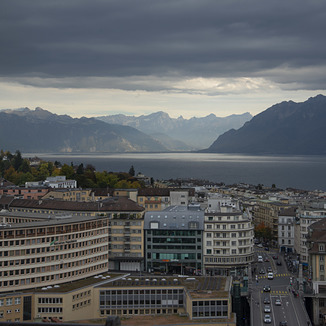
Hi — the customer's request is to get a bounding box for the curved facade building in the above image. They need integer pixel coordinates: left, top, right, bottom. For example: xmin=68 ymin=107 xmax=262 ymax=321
xmin=203 ymin=198 xmax=254 ymax=276
xmin=0 ymin=215 xmax=109 ymax=293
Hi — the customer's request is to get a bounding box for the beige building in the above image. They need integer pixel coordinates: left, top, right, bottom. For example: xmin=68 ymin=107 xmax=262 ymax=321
xmin=253 ymin=199 xmax=293 ymax=241
xmin=0 ymin=215 xmax=109 ymax=294
xmin=294 ymin=208 xmax=326 ymax=264
xmin=0 ymin=274 xmax=234 ymax=323
xmin=307 ymin=219 xmax=326 ymax=325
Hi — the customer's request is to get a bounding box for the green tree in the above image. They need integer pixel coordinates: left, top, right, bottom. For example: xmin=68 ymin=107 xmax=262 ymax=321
xmin=60 ymin=164 xmax=75 ymax=179
xmin=128 ymin=165 xmax=135 ymax=176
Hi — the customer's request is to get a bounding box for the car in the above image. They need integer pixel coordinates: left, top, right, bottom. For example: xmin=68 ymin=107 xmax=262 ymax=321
xmin=277 ymin=260 xmax=282 ymax=266
xmin=265 ymin=247 xmax=270 ymax=251
xmin=273 ymin=255 xmax=278 ymax=260
xmin=263 ymin=285 xmax=271 ymax=292
xmin=267 ymin=267 xmax=273 ymax=272
xmin=268 ymin=272 xmax=274 ymax=280
xmin=279 ymin=322 xmax=287 ymax=326
xmin=258 ymin=255 xmax=263 ymax=262
xmin=260 ymin=269 xmax=265 ymax=274
xmin=264 ymin=305 xmax=271 ymax=313
xmin=275 ymin=298 xmax=281 ymax=306
xmin=257 ymin=243 xmax=263 ymax=248
xmin=263 ymin=297 xmax=271 ymax=304
xmin=264 ymin=257 xmax=270 ymax=262
xmin=264 ymin=314 xmax=272 ymax=323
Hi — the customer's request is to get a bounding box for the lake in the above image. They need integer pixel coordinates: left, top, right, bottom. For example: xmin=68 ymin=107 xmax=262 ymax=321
xmin=25 ymin=153 xmax=326 ymax=191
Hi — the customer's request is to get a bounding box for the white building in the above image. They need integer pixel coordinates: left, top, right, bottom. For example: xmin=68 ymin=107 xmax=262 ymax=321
xmin=203 ymin=196 xmax=254 ymax=276
xmin=278 ymin=208 xmax=296 ymax=253
xmin=294 ymin=208 xmax=326 ymax=265
xmin=44 ymin=176 xmax=77 ymax=188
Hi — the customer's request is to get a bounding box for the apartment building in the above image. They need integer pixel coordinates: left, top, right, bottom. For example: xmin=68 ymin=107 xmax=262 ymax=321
xmin=137 ymin=188 xmax=195 ymax=211
xmin=42 ymin=188 xmax=110 ymax=202
xmin=0 ymin=186 xmax=49 ymax=200
xmin=278 ymin=207 xmax=296 ymax=253
xmin=144 ymin=205 xmax=204 ymax=274
xmin=0 ymin=215 xmax=109 ymax=294
xmin=253 ymin=199 xmax=293 ymax=241
xmin=307 ymin=219 xmax=326 ymax=325
xmin=294 ymin=207 xmax=326 ymax=265
xmin=203 ymin=197 xmax=254 ymax=276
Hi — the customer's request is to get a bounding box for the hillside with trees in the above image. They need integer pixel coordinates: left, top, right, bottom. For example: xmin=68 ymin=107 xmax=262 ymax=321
xmin=0 ymin=150 xmax=143 ymax=189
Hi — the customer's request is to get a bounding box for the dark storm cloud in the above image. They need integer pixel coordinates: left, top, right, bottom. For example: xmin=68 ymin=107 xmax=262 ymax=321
xmin=1 ymin=0 xmax=326 ymax=90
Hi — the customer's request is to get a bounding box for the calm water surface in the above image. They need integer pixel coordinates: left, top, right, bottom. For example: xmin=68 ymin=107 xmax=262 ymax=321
xmin=26 ymin=153 xmax=326 ymax=191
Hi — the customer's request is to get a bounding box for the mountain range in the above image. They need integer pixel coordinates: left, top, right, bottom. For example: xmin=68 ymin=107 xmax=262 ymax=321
xmin=0 ymin=108 xmax=167 ymax=153
xmin=97 ymin=111 xmax=252 ymax=150
xmin=1 ymin=94 xmax=325 ymax=155
xmin=203 ymin=94 xmax=326 ymax=155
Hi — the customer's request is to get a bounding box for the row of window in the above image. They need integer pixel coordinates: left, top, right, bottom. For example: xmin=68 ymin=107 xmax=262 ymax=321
xmin=0 ymin=298 xmax=21 ymax=306
xmin=205 ymin=256 xmax=252 ymax=263
xmin=0 ymin=238 xmax=108 ymax=259
xmin=72 ymin=299 xmax=91 ymax=310
xmin=100 ymin=308 xmax=178 ymax=316
xmin=206 ymin=248 xmax=251 ymax=255
xmin=206 ymin=223 xmax=250 ymax=230
xmin=0 ymin=262 xmax=107 ymax=288
xmin=38 ymin=298 xmax=63 ymax=304
xmin=0 ymin=228 xmax=107 ymax=245
xmin=37 ymin=307 xmax=63 ymax=313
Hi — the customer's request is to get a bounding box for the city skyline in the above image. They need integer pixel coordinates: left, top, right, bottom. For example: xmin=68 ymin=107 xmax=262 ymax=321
xmin=1 ymin=0 xmax=326 ymax=118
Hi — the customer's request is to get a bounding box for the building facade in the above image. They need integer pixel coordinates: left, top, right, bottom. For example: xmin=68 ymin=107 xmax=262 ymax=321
xmin=144 ymin=205 xmax=204 ymax=274
xmin=0 ymin=215 xmax=109 ymax=294
xmin=203 ymin=198 xmax=254 ymax=276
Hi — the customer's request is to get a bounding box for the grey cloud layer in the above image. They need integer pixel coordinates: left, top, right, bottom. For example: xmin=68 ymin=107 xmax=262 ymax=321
xmin=1 ymin=0 xmax=326 ymax=90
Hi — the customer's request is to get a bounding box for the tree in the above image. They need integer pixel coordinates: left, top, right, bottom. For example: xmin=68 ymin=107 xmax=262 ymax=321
xmin=128 ymin=165 xmax=135 ymax=176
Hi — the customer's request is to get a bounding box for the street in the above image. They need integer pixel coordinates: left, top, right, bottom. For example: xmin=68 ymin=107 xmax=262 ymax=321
xmin=250 ymin=248 xmax=311 ymax=326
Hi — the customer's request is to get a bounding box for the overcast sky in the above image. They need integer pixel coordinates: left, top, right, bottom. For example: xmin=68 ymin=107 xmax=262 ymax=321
xmin=1 ymin=0 xmax=325 ymax=118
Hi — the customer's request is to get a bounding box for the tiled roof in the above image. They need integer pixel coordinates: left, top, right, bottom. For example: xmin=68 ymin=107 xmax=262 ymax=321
xmin=8 ymin=197 xmax=144 ymax=212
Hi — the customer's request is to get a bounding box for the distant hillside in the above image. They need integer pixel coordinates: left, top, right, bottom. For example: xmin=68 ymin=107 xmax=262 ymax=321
xmin=203 ymin=94 xmax=326 ymax=155
xmin=0 ymin=108 xmax=167 ymax=153
xmin=97 ymin=111 xmax=252 ymax=150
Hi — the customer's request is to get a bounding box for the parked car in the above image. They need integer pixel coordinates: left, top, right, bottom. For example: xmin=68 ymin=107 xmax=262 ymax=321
xmin=263 ymin=285 xmax=271 ymax=292
xmin=263 ymin=297 xmax=271 ymax=304
xmin=264 ymin=314 xmax=272 ymax=323
xmin=264 ymin=305 xmax=271 ymax=313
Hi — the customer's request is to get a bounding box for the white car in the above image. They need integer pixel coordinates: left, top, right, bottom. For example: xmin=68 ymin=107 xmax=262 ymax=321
xmin=264 ymin=314 xmax=272 ymax=323
xmin=264 ymin=305 xmax=271 ymax=313
xmin=268 ymin=272 xmax=274 ymax=280
xmin=275 ymin=298 xmax=281 ymax=306
xmin=258 ymin=255 xmax=263 ymax=262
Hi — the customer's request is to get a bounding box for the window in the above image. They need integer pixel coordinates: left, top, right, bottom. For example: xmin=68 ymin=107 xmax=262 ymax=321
xmin=206 ymin=233 xmax=212 ymax=238
xmin=14 ymin=298 xmax=20 ymax=305
xmin=320 ymin=245 xmax=325 ymax=252
xmin=6 ymin=299 xmax=12 ymax=306
xmin=320 ymin=265 xmax=324 ymax=271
